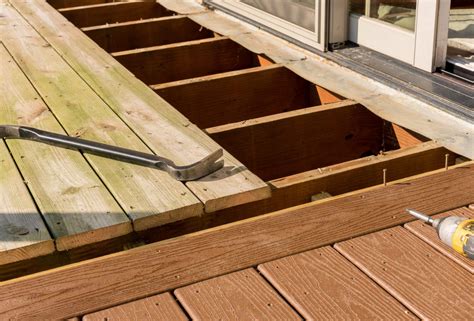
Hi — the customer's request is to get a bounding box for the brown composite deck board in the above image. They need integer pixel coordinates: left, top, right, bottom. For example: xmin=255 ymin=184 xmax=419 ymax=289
xmin=404 ymin=207 xmax=474 ymax=273
xmin=335 ymin=227 xmax=474 ymax=320
xmin=83 ymin=292 xmax=188 ymax=321
xmin=0 ymin=165 xmax=471 ymax=319
xmin=175 ymin=268 xmax=301 ymax=320
xmin=258 ymin=246 xmax=415 ymax=320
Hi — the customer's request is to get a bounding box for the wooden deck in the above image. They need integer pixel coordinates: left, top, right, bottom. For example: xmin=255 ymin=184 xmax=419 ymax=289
xmin=0 ymin=1 xmax=473 ymax=319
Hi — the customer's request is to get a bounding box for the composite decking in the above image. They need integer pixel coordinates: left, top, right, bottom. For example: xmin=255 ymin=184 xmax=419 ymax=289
xmin=0 ymin=1 xmax=473 ymax=319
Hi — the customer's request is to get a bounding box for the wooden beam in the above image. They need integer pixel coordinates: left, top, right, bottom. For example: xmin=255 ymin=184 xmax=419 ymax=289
xmin=152 ymin=65 xmax=325 ymax=128
xmin=58 ymin=2 xmax=172 ymax=28
xmin=140 ymin=141 xmax=455 ymax=243
xmin=1 ymin=5 xmax=203 ymax=234
xmin=113 ymin=37 xmax=262 ymax=85
xmin=47 ymin=0 xmax=113 ymax=9
xmin=0 ymin=141 xmax=55 ymax=265
xmin=83 ymin=16 xmax=215 ymax=53
xmin=207 ymin=101 xmax=384 ymax=180
xmin=1 ymin=163 xmax=472 ymax=319
xmin=384 ymin=123 xmax=429 ymax=149
xmin=14 ymin=0 xmax=270 ymax=213
xmin=0 ymin=41 xmax=131 ymax=250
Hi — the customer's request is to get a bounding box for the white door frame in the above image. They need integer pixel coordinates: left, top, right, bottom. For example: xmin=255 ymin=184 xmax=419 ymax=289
xmin=348 ymin=0 xmax=451 ymax=72
xmin=206 ymin=0 xmax=328 ymax=51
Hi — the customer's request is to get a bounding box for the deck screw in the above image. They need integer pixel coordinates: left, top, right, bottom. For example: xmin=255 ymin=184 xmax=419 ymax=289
xmin=445 ymin=154 xmax=450 ymax=170
xmin=383 ymin=168 xmax=387 ymax=186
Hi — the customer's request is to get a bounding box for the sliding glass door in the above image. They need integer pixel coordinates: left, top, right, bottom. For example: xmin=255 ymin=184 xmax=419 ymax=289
xmin=206 ymin=0 xmax=327 ymax=51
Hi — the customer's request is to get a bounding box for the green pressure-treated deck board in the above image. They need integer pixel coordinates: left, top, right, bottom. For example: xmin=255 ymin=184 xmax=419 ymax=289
xmin=0 ymin=42 xmax=130 ymax=250
xmin=0 ymin=138 xmax=54 ymax=265
xmin=0 ymin=3 xmax=203 ymax=232
xmin=13 ymin=0 xmax=270 ymax=213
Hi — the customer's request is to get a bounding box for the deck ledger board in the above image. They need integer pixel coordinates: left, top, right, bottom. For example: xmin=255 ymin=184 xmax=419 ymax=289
xmin=13 ymin=0 xmax=270 ymax=213
xmin=0 ymin=164 xmax=472 ymax=319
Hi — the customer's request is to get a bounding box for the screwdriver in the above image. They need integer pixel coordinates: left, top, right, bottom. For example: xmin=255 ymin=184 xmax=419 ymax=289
xmin=406 ymin=209 xmax=474 ymax=259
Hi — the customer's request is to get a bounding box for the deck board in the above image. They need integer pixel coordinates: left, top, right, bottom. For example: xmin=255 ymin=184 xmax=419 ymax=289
xmin=175 ymin=269 xmax=301 ymax=320
xmin=0 ymin=165 xmax=472 ymax=319
xmin=0 ymin=41 xmax=131 ymax=250
xmin=404 ymin=207 xmax=474 ymax=273
xmin=13 ymin=0 xmax=270 ymax=213
xmin=83 ymin=292 xmax=188 ymax=321
xmin=335 ymin=227 xmax=474 ymax=320
xmin=0 ymin=3 xmax=203 ymax=232
xmin=258 ymin=246 xmax=415 ymax=320
xmin=0 ymin=140 xmax=54 ymax=265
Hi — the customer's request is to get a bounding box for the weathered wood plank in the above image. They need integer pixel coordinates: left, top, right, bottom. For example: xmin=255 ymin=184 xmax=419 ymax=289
xmin=175 ymin=269 xmax=301 ymax=320
xmin=113 ymin=37 xmax=260 ymax=85
xmin=0 ymin=140 xmax=54 ymax=265
xmin=13 ymin=0 xmax=270 ymax=213
xmin=0 ymin=41 xmax=130 ymax=250
xmin=152 ymin=65 xmax=320 ymax=128
xmin=404 ymin=207 xmax=474 ymax=273
xmin=335 ymin=227 xmax=473 ymax=320
xmin=84 ymin=16 xmax=215 ymax=53
xmin=258 ymin=246 xmax=415 ymax=320
xmin=0 ymin=164 xmax=472 ymax=319
xmin=1 ymin=3 xmax=203 ymax=233
xmin=207 ymin=101 xmax=385 ymax=180
xmin=59 ymin=2 xmax=172 ymax=28
xmin=83 ymin=292 xmax=188 ymax=321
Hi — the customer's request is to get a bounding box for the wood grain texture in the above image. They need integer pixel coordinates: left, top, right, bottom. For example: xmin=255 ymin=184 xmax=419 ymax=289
xmin=0 ymin=140 xmax=54 ymax=265
xmin=335 ymin=227 xmax=474 ymax=320
xmin=404 ymin=207 xmax=474 ymax=273
xmin=175 ymin=269 xmax=301 ymax=320
xmin=0 ymin=164 xmax=472 ymax=319
xmin=113 ymin=37 xmax=259 ymax=85
xmin=1 ymin=3 xmax=202 ymax=233
xmin=59 ymin=2 xmax=172 ymax=28
xmin=0 ymin=40 xmax=130 ymax=251
xmin=84 ymin=16 xmax=215 ymax=53
xmin=153 ymin=65 xmax=319 ymax=128
xmin=14 ymin=0 xmax=270 ymax=213
xmin=208 ymin=101 xmax=385 ymax=180
xmin=258 ymin=246 xmax=415 ymax=320
xmin=83 ymin=292 xmax=188 ymax=321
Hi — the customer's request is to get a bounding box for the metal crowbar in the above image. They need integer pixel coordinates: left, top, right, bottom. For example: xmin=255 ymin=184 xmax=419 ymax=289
xmin=0 ymin=125 xmax=224 ymax=181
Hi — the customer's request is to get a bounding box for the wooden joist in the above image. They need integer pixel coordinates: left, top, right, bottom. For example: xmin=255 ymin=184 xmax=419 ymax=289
xmin=83 ymin=16 xmax=215 ymax=53
xmin=207 ymin=100 xmax=385 ymax=180
xmin=13 ymin=0 xmax=270 ymax=213
xmin=0 ymin=43 xmax=131 ymax=250
xmin=113 ymin=37 xmax=262 ymax=85
xmin=0 ymin=140 xmax=54 ymax=265
xmin=47 ymin=0 xmax=112 ymax=9
xmin=1 ymin=163 xmax=472 ymax=319
xmin=152 ymin=65 xmax=325 ymax=128
xmin=58 ymin=2 xmax=172 ymax=28
xmin=1 ymin=5 xmax=203 ymax=234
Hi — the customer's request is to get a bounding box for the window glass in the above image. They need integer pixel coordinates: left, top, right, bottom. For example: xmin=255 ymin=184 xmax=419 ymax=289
xmin=241 ymin=0 xmax=316 ymax=31
xmin=350 ymin=0 xmax=417 ymax=31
